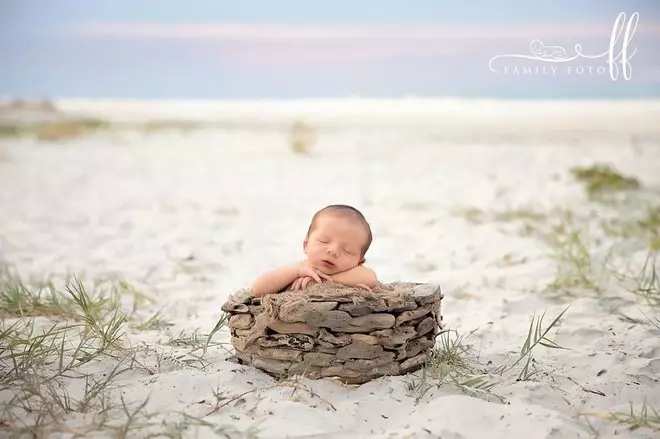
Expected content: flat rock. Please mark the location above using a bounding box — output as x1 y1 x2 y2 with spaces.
280 301 339 323
252 357 292 375
371 326 417 348
329 362 400 379
221 302 249 313
305 310 352 329
318 329 352 347
230 289 253 304
416 316 436 336
395 307 431 327
368 362 401 377
386 297 418 312
406 334 436 357
229 314 254 330
257 347 303 362
400 353 428 372
257 334 315 351
412 284 442 305
303 352 340 367
392 347 407 361
337 341 384 359
343 352 396 372
338 300 388 316
232 335 250 352
268 319 319 336
334 313 396 332
350 334 379 345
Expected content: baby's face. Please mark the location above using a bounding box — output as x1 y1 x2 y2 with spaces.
303 214 368 275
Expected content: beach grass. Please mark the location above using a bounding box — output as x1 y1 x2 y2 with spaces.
289 119 316 154
453 206 546 227
0 119 209 142
545 227 598 295
570 163 641 199
0 266 231 437
408 306 568 404
455 185 659 302
508 306 570 381
581 401 660 433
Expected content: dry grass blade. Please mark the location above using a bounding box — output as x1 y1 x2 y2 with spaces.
111 394 151 439
511 306 570 380
204 312 229 355
580 401 660 432
630 252 659 308
640 309 660 332
77 360 131 413
135 309 174 331
609 251 659 327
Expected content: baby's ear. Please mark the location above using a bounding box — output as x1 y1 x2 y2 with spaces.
303 239 309 252
360 257 366 265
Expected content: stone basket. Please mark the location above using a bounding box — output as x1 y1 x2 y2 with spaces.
222 282 444 385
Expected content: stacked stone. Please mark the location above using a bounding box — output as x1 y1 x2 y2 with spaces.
222 283 443 384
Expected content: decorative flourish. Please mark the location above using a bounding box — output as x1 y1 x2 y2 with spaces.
529 40 567 60
488 12 640 81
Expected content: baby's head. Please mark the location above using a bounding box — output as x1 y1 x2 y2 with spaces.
303 204 373 275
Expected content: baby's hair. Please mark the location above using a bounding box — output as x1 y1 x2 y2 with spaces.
306 204 373 257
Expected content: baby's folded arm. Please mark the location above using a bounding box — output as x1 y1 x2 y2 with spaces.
331 265 378 288
250 263 300 297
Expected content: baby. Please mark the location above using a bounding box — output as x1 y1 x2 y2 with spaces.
250 204 378 297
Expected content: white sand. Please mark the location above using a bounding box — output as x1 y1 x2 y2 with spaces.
1 99 659 438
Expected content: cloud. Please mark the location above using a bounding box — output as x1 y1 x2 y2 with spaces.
75 18 660 41
73 18 660 69
213 41 466 67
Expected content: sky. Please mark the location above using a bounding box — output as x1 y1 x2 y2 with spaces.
1 0 659 99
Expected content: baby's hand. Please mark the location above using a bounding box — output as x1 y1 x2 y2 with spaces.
296 260 332 285
292 276 313 290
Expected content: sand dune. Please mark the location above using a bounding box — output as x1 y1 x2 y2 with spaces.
0 99 659 438
4 97 660 140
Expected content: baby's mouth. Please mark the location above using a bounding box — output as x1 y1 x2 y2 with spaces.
321 260 336 268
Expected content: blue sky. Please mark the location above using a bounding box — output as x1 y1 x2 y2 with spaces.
2 0 659 99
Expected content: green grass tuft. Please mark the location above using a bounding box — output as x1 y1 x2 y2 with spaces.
570 163 641 198
289 120 316 154
546 229 598 294
407 307 570 404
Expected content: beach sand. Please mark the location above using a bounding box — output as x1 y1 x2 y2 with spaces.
1 99 659 438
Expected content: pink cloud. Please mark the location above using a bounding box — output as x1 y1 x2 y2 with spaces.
73 19 660 69
75 20 660 41
214 40 465 67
